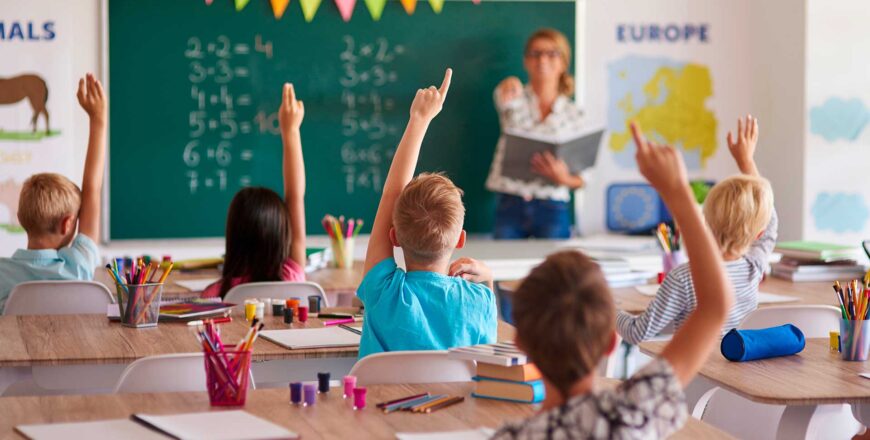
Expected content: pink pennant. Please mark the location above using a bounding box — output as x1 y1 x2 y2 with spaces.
335 0 356 21
472 0 481 3
205 0 215 5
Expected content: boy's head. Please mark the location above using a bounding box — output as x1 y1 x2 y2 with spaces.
391 172 466 264
18 173 81 246
512 251 617 397
703 175 773 257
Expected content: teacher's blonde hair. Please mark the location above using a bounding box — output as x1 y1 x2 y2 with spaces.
526 28 574 97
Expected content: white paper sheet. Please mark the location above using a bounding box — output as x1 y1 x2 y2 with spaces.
134 410 297 440
260 327 361 350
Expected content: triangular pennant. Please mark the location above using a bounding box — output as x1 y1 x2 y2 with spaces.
471 0 480 3
205 0 214 5
270 0 291 18
300 0 322 21
429 0 444 13
334 0 356 21
400 0 417 14
363 0 387 20
235 0 251 11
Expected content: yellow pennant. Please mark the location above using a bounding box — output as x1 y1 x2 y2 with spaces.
363 0 387 20
300 0 322 21
270 0 291 18
400 0 417 14
334 0 356 21
429 0 444 13
235 0 251 11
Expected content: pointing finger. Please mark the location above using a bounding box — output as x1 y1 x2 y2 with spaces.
439 68 452 96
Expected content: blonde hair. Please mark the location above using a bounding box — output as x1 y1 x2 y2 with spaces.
393 172 465 263
18 173 82 236
525 28 574 97
703 175 774 256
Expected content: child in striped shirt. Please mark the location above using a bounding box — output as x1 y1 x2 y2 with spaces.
617 115 777 345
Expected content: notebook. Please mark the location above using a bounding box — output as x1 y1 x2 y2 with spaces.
133 410 298 440
500 127 604 182
448 342 527 366
774 241 861 262
16 419 163 440
259 327 361 350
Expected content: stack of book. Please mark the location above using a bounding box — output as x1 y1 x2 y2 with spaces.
305 247 329 273
772 241 867 282
448 342 544 404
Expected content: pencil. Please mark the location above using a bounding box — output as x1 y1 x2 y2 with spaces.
377 392 429 409
425 396 464 413
413 395 452 413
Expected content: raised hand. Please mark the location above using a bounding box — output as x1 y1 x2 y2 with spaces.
76 73 106 123
726 114 759 176
496 76 523 106
409 68 452 122
279 83 305 132
631 122 689 201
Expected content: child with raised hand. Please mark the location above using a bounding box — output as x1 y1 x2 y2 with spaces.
0 74 106 312
492 122 734 439
617 115 777 344
357 68 498 358
202 83 307 298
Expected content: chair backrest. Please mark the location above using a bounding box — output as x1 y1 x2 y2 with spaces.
113 353 256 393
739 305 842 337
4 281 115 315
349 350 475 386
224 281 329 308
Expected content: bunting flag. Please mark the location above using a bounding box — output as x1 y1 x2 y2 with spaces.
205 0 214 5
400 0 417 14
235 0 251 11
300 0 322 21
472 0 481 3
270 0 291 18
429 0 444 13
334 0 356 21
363 0 387 21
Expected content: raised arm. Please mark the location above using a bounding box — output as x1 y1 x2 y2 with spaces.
278 83 306 268
631 122 733 387
726 114 759 177
76 73 107 242
364 68 452 274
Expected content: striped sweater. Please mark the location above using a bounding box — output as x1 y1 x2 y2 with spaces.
617 209 778 345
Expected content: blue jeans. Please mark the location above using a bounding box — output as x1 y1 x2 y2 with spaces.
493 194 571 239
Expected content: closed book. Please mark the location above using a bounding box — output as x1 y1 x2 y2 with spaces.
472 376 545 404
448 343 527 366
476 363 542 382
774 241 861 262
772 260 863 274
771 266 867 282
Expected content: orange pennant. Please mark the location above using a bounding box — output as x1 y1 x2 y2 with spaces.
429 0 444 13
334 0 356 21
270 0 291 18
363 0 386 20
400 0 417 14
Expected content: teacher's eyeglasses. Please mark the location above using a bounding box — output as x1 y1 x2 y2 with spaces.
525 49 561 60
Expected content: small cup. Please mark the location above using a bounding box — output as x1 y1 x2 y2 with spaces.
330 237 355 269
284 308 295 324
662 250 687 275
840 320 870 361
298 306 309 323
115 283 163 328
272 303 285 317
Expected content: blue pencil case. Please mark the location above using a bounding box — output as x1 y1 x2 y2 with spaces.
720 324 806 362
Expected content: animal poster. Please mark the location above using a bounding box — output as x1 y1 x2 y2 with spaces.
0 2 75 252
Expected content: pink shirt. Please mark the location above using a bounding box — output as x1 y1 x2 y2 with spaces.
201 257 305 298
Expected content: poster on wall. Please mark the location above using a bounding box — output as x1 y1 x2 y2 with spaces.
0 2 75 255
580 0 752 235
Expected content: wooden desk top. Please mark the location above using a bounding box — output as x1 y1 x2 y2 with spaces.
500 277 836 314
640 338 870 406
0 313 515 367
0 382 732 440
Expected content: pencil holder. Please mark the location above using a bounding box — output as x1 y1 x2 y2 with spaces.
839 319 870 361
204 346 252 406
330 237 355 269
115 283 163 328
662 250 687 275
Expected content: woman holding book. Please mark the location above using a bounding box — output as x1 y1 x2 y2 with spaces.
486 28 587 239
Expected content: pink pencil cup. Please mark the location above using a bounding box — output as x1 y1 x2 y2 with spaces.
204 346 252 406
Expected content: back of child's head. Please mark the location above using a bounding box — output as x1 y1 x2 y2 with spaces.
512 251 615 397
392 172 465 264
18 173 81 237
221 187 290 297
703 174 773 257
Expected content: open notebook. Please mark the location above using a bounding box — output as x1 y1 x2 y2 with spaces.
260 327 361 350
16 410 298 440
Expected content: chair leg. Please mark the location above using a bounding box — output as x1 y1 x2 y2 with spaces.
777 404 861 440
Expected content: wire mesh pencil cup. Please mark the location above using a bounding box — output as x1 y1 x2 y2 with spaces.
115 283 163 328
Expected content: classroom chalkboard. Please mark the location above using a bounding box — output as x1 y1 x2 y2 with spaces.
108 0 575 239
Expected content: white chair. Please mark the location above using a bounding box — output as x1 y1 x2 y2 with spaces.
349 351 475 386
224 282 329 308
114 353 256 394
4 281 114 315
696 305 858 440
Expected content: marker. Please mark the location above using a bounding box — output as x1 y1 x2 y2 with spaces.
323 317 359 326
187 316 232 326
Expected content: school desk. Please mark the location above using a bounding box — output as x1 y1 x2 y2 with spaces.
640 338 869 439
0 381 734 439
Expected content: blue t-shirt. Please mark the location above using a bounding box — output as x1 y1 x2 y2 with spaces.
0 234 101 313
357 258 498 359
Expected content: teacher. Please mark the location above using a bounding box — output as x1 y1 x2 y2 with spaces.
486 28 585 239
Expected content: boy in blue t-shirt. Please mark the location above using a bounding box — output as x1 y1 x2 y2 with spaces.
357 69 497 358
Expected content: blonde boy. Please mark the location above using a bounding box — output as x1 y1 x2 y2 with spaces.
0 74 107 312
357 69 498 358
618 115 777 344
493 122 734 438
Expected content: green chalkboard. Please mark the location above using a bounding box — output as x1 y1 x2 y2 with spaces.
108 0 574 239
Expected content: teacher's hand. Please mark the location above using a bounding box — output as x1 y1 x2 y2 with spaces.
531 151 584 189
496 76 523 106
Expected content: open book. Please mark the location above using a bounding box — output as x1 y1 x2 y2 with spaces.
501 126 604 182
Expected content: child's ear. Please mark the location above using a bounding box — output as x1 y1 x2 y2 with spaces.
756 230 764 240
389 227 400 248
604 331 619 356
455 230 466 249
58 214 76 236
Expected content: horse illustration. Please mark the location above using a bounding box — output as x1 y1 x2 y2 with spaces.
0 74 50 134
